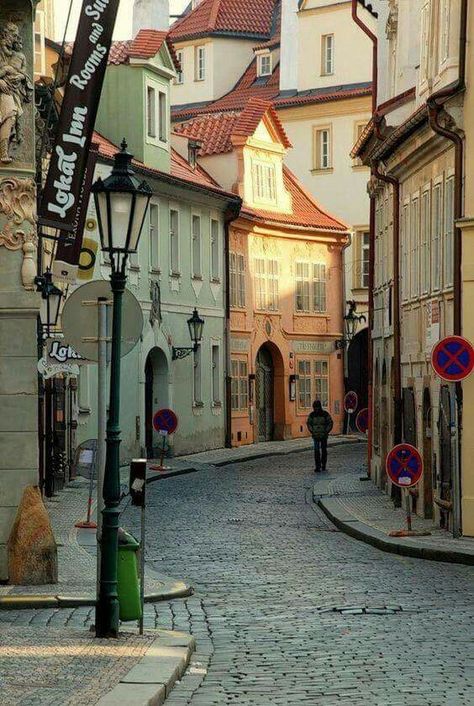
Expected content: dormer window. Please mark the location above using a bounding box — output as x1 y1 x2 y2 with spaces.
175 50 184 84
195 46 206 81
146 80 168 145
258 52 272 77
253 161 277 204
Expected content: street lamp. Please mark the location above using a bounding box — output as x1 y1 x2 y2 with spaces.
336 300 367 349
172 309 205 360
36 270 63 336
92 139 152 638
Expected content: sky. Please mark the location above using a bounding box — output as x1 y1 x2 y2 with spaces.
53 0 189 41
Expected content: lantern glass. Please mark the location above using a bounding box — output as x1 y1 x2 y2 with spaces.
40 283 62 330
129 190 152 252
110 192 133 251
344 314 357 341
94 189 111 251
188 309 204 345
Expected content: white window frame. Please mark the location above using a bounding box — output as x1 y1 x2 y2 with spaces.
420 2 430 87
211 343 221 405
401 201 410 301
169 207 180 276
431 180 443 291
34 9 46 76
149 201 160 272
253 160 277 205
439 0 450 66
297 359 312 410
360 231 370 288
210 217 220 281
195 45 206 81
231 358 248 412
146 84 157 140
421 186 431 294
312 263 327 313
191 212 202 279
295 262 310 312
258 52 272 77
175 50 184 84
159 91 167 143
314 358 330 409
314 127 332 170
444 174 455 288
410 195 420 299
321 34 334 76
146 80 168 146
230 252 245 308
254 257 266 310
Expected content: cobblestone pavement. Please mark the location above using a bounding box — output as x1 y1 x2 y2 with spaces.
2 445 474 705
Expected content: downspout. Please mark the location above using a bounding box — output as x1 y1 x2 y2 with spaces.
426 0 467 536
352 0 377 473
223 202 242 448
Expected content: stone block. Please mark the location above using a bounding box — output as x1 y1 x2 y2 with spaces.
0 395 37 432
96 683 166 706
8 486 58 585
0 432 38 469
0 317 37 356
0 468 38 506
0 357 37 394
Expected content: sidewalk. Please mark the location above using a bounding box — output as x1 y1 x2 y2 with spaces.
0 475 192 608
314 465 474 565
1 626 195 706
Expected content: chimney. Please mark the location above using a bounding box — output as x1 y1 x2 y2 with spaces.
133 0 170 35
188 139 201 169
279 0 299 93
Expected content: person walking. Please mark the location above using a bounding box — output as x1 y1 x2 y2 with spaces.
306 400 333 473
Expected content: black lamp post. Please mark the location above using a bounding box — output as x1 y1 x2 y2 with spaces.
336 300 367 350
92 140 152 638
36 270 63 337
172 308 205 360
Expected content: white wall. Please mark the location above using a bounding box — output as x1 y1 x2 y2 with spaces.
280 0 299 92
133 0 170 34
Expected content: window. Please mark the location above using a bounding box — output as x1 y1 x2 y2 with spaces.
193 346 202 405
444 176 454 287
440 0 450 65
192 214 201 278
254 259 279 311
258 53 272 77
210 219 220 281
231 359 248 411
212 345 220 404
170 208 179 274
432 183 442 290
353 122 367 167
147 86 156 138
421 189 431 294
361 231 370 288
195 46 205 81
296 262 310 312
321 34 334 75
401 203 409 300
230 252 245 308
298 360 312 409
175 50 184 84
314 128 331 170
253 162 276 203
149 203 159 271
34 9 45 76
159 92 167 142
296 262 326 313
314 359 329 408
312 263 326 313
420 2 430 84
410 197 420 297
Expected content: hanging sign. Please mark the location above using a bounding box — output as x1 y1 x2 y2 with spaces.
386 443 423 488
39 0 120 278
46 339 90 365
37 357 80 379
344 391 358 414
431 336 474 382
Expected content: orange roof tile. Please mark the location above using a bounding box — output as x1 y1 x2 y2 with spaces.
92 131 230 195
174 99 291 155
106 31 180 71
242 167 348 233
170 0 279 42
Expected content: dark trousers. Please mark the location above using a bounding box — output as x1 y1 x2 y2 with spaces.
313 438 328 470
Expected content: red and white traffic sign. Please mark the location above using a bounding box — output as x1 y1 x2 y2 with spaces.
344 391 358 414
153 408 178 435
356 408 369 434
431 336 474 382
386 443 423 488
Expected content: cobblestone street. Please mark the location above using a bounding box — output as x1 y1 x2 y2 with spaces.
2 444 474 705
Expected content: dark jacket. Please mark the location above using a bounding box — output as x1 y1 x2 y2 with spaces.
306 410 333 441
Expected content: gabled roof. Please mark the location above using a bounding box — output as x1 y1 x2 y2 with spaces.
174 98 291 155
298 0 378 17
169 0 279 42
242 166 348 233
92 131 229 195
107 30 180 71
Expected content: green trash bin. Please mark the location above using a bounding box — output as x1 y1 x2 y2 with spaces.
117 528 142 622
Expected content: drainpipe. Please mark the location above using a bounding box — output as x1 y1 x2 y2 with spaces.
351 0 378 473
426 0 467 537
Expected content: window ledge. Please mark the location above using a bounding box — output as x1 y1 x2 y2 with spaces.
211 277 221 284
78 407 91 414
129 264 140 272
192 275 203 281
352 164 368 171
193 401 204 408
170 271 181 278
311 168 334 175
294 311 329 318
212 401 222 408
150 267 161 275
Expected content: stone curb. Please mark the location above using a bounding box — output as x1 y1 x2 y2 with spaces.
0 583 193 610
96 629 196 706
317 495 474 566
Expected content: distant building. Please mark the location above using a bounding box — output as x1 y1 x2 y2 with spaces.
175 99 349 444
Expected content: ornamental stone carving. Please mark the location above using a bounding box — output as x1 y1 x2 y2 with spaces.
0 176 37 289
0 20 33 164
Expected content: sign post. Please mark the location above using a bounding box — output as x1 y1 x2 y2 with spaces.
386 443 430 537
344 391 358 434
431 336 474 538
151 409 178 472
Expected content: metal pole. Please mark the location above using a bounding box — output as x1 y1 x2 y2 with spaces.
96 269 126 638
96 297 108 599
139 501 146 635
451 383 461 538
405 488 412 532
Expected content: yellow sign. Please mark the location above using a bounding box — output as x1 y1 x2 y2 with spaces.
77 237 98 281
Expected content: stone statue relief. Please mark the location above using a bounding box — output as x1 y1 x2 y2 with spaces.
0 21 33 164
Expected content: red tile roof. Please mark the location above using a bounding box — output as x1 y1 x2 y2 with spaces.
106 31 180 71
242 167 348 233
92 131 228 195
174 98 291 155
170 0 279 42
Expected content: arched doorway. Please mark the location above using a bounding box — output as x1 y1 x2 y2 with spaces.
422 387 433 518
255 346 274 442
145 348 169 458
